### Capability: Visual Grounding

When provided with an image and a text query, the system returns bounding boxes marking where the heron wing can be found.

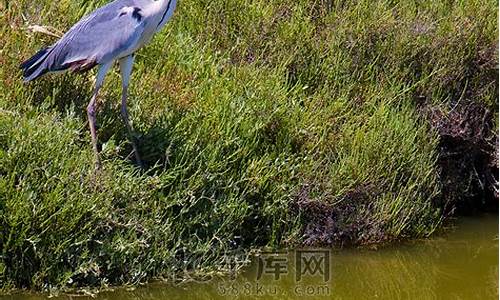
[45,0,152,70]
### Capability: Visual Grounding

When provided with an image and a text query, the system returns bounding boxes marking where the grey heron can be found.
[20,0,178,169]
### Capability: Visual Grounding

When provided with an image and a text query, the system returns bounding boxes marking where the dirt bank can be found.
[425,100,498,215]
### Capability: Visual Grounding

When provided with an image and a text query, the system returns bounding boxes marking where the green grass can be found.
[0,0,497,291]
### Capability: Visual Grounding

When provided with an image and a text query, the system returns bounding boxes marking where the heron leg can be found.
[87,88,101,170]
[87,62,112,171]
[119,55,143,168]
[121,86,143,167]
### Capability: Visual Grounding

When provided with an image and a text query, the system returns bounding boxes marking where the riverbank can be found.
[1,0,498,292]
[3,214,498,299]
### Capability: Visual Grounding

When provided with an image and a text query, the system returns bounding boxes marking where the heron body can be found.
[20,0,178,169]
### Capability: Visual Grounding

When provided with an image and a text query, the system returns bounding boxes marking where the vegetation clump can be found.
[0,0,497,291]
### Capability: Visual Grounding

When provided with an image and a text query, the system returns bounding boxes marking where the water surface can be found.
[3,215,498,300]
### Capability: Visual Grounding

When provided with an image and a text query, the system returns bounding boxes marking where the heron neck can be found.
[157,0,175,12]
[153,0,177,30]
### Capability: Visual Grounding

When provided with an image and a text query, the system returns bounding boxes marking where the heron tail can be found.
[20,48,51,82]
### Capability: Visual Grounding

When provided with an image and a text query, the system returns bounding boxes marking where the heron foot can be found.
[129,136,144,169]
[131,142,144,169]
[94,154,102,171]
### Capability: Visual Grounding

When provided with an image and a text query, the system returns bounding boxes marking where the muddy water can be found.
[3,215,498,300]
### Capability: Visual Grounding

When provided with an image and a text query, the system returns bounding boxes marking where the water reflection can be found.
[2,215,498,300]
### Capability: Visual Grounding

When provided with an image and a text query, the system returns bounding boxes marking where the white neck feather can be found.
[149,0,177,32]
